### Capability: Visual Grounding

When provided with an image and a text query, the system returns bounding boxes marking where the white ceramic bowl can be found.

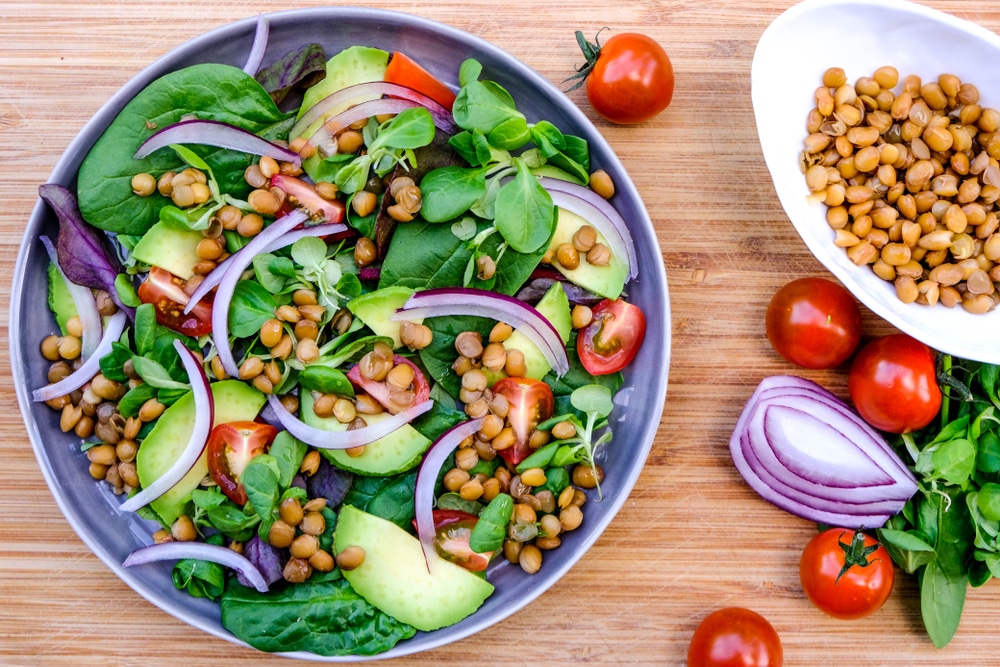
[9,7,670,661]
[752,0,1000,363]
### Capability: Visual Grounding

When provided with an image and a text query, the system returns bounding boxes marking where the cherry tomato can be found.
[414,509,492,572]
[848,333,941,434]
[569,30,674,124]
[765,277,862,369]
[137,266,213,337]
[346,355,430,414]
[491,376,554,466]
[577,298,646,376]
[384,51,456,110]
[207,421,279,505]
[688,607,783,667]
[799,527,894,620]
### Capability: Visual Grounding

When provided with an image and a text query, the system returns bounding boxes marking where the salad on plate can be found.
[28,16,649,657]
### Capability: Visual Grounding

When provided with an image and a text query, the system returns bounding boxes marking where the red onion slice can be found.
[118,340,214,512]
[40,235,102,359]
[134,119,301,168]
[123,541,269,593]
[414,418,485,571]
[242,14,270,76]
[291,81,454,140]
[265,393,434,449]
[391,288,570,377]
[305,97,455,155]
[183,222,346,313]
[729,375,918,528]
[211,210,308,377]
[539,177,638,281]
[32,310,127,403]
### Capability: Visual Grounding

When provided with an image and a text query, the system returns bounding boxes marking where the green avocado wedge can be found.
[334,505,494,632]
[135,380,266,525]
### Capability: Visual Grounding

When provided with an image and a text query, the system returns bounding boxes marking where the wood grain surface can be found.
[3,1,1000,665]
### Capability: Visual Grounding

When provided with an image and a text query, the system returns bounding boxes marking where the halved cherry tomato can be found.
[577,298,646,375]
[137,266,213,337]
[207,421,279,505]
[346,355,430,414]
[384,51,456,110]
[491,376,554,466]
[270,173,345,224]
[412,509,492,572]
[569,31,674,125]
[848,333,941,434]
[688,607,783,667]
[799,527,894,620]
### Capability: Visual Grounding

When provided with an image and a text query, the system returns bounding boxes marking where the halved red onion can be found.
[391,288,570,377]
[305,97,455,156]
[414,418,485,571]
[32,310,127,403]
[40,235,102,358]
[211,210,308,377]
[539,177,638,281]
[118,340,214,512]
[291,81,454,139]
[265,393,433,449]
[123,541,269,593]
[729,375,918,528]
[183,221,346,312]
[134,119,301,167]
[242,14,270,76]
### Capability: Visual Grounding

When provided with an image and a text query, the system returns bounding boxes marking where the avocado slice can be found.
[347,286,418,349]
[294,45,390,139]
[485,280,572,383]
[334,505,494,632]
[548,207,628,300]
[130,221,204,279]
[135,380,266,525]
[300,391,431,476]
[47,262,77,335]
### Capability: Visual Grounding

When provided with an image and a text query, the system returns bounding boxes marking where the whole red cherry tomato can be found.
[848,333,941,434]
[799,527,894,620]
[567,30,674,124]
[765,277,862,369]
[687,607,783,667]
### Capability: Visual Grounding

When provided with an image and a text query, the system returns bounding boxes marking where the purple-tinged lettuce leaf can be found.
[254,43,327,105]
[238,535,284,587]
[38,183,134,320]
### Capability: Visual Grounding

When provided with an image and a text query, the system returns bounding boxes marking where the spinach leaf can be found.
[229,279,278,338]
[221,577,416,656]
[418,166,488,223]
[172,533,226,600]
[341,473,417,530]
[78,63,291,235]
[920,560,968,649]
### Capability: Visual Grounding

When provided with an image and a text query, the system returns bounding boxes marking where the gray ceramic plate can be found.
[10,8,670,660]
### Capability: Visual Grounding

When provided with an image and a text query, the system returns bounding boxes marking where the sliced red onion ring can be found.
[118,340,214,512]
[32,310,127,403]
[391,288,570,377]
[242,14,270,76]
[183,222,346,313]
[212,210,308,377]
[729,375,918,529]
[539,177,638,281]
[123,541,269,593]
[265,393,433,449]
[291,81,454,139]
[305,98,455,156]
[40,235,102,359]
[134,119,301,168]
[414,418,485,571]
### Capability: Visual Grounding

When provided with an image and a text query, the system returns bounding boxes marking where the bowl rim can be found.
[9,6,671,661]
[751,0,1000,364]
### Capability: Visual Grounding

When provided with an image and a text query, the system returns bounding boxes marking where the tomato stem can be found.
[835,528,882,585]
[563,28,610,91]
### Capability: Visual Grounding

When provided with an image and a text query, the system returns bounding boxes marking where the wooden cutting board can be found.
[2,1,999,664]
